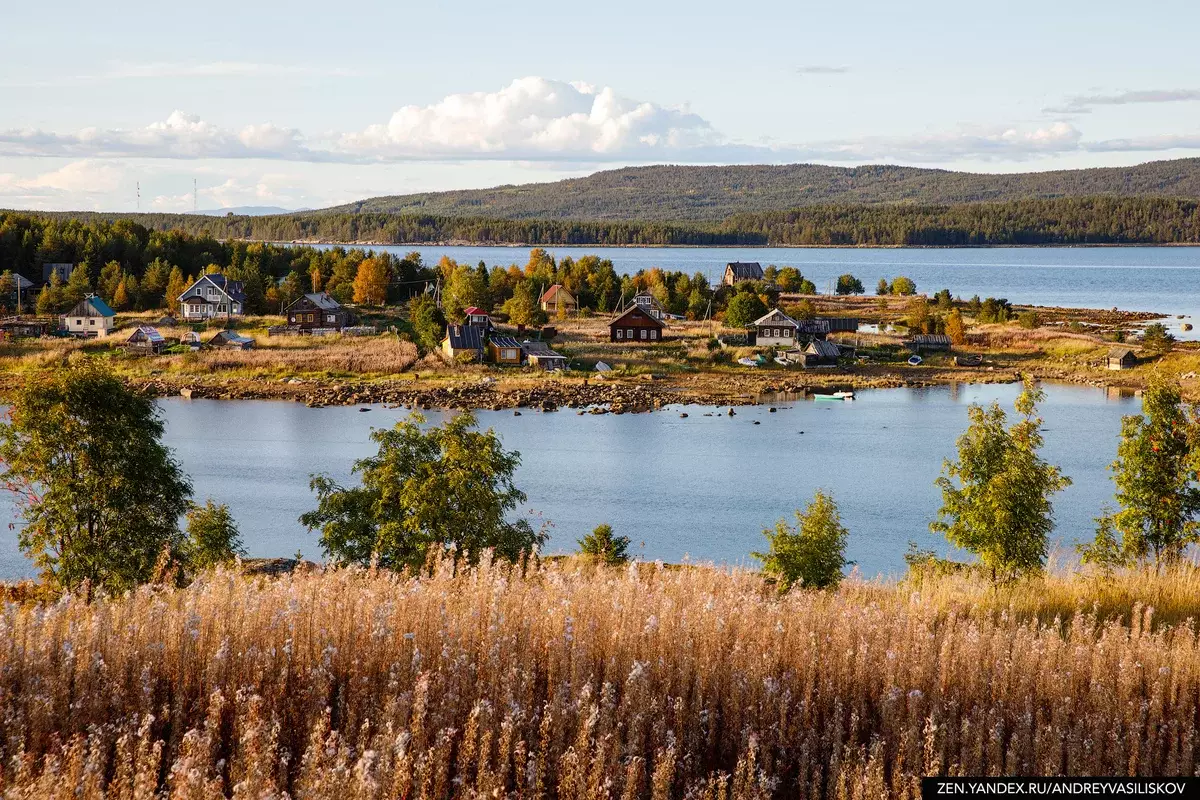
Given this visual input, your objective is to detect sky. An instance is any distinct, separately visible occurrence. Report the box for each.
[2,0,1198,212]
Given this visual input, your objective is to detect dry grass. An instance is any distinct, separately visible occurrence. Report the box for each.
[167,334,420,378]
[3,558,1200,798]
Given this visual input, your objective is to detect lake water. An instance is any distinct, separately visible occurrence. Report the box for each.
[336,244,1200,335]
[0,383,1144,581]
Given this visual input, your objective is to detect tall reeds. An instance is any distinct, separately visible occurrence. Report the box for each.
[1,558,1199,798]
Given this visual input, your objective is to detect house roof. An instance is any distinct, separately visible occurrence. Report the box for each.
[181,273,245,303]
[1109,347,1136,359]
[909,334,952,345]
[443,324,484,351]
[65,295,115,318]
[155,315,177,327]
[725,262,764,280]
[291,292,341,311]
[128,325,165,344]
[9,274,34,290]
[796,319,832,335]
[751,309,799,328]
[521,340,560,355]
[463,306,487,316]
[806,339,842,359]
[540,284,575,303]
[609,306,665,328]
[490,335,522,349]
[208,330,254,346]
[41,263,74,282]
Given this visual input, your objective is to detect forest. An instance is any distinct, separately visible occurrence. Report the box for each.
[20,195,1200,248]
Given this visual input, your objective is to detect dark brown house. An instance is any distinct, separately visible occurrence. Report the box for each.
[609,306,666,343]
[287,292,352,330]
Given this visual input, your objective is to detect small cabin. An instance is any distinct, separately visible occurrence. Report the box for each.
[463,306,491,328]
[609,306,665,343]
[207,330,255,350]
[907,334,952,353]
[62,295,115,338]
[522,340,568,371]
[488,334,523,366]
[751,309,800,347]
[124,325,167,355]
[803,339,842,367]
[540,285,578,316]
[723,262,764,286]
[1108,347,1137,371]
[287,292,351,330]
[442,324,484,361]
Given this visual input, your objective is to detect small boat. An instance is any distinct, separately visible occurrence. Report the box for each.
[955,354,983,367]
[774,356,791,366]
[832,390,855,400]
[737,357,760,367]
[907,355,923,366]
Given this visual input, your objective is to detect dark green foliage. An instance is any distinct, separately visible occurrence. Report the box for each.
[301,413,546,571]
[1141,323,1176,353]
[184,500,245,570]
[754,490,851,591]
[407,296,446,353]
[0,361,193,593]
[578,524,632,566]
[724,292,768,327]
[835,274,864,295]
[1018,310,1041,329]
[977,298,1013,324]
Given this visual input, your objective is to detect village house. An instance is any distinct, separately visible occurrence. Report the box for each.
[3,273,35,309]
[464,306,491,328]
[207,330,255,350]
[751,309,801,347]
[539,284,578,316]
[0,318,53,340]
[41,263,75,285]
[804,339,842,367]
[124,325,167,355]
[722,262,764,286]
[178,273,245,321]
[521,340,568,370]
[1108,347,1138,370]
[62,295,115,338]
[441,324,484,361]
[287,292,351,330]
[631,290,668,321]
[487,334,523,366]
[906,334,952,353]
[609,306,665,343]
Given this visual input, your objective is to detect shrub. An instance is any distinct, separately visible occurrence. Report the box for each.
[754,490,850,591]
[184,500,245,570]
[577,524,632,565]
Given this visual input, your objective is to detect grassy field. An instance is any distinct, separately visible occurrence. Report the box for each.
[2,558,1200,798]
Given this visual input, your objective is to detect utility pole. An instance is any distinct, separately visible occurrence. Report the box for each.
[136,182,140,211]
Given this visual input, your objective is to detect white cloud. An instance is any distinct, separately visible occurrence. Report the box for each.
[0,78,1198,169]
[0,160,123,200]
[1046,88,1200,114]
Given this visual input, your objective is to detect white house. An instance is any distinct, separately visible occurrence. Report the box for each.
[62,295,115,338]
[178,273,246,320]
[751,309,801,347]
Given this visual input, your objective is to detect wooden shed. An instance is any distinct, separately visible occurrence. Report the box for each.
[124,325,167,355]
[522,340,568,371]
[488,334,523,366]
[1108,347,1137,370]
[907,334,952,353]
[207,330,255,350]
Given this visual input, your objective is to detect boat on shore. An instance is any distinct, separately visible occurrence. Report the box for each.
[907,355,923,366]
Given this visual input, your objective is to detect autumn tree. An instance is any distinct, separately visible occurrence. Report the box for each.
[891,276,917,296]
[835,274,864,295]
[932,379,1071,582]
[501,281,546,327]
[0,361,192,593]
[443,265,490,321]
[302,413,546,571]
[165,267,188,315]
[945,309,967,345]
[353,257,390,305]
[724,292,768,327]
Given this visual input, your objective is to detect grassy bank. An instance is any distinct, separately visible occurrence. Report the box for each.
[2,558,1200,798]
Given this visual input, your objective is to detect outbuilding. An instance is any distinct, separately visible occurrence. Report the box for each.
[1108,347,1138,370]
[522,340,568,370]
[124,325,168,355]
[441,324,484,361]
[207,330,255,350]
[488,334,524,366]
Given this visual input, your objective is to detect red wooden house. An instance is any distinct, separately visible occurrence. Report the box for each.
[608,306,665,343]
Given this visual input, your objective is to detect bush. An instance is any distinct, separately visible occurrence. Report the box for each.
[835,274,864,295]
[577,524,632,565]
[890,276,917,296]
[1017,310,1040,329]
[184,500,245,570]
[754,490,850,591]
[1141,322,1175,353]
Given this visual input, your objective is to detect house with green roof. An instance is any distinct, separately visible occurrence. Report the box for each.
[63,294,116,338]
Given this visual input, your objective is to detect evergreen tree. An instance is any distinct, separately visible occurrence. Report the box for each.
[578,524,631,566]
[754,490,850,591]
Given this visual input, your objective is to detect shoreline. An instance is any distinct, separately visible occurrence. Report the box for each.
[276,239,1200,250]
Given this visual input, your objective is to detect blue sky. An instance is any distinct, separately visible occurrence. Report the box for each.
[2,0,1198,211]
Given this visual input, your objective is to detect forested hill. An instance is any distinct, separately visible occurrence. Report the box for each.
[16,196,1200,247]
[321,159,1200,222]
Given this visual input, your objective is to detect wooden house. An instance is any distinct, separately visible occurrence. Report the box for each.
[751,309,800,347]
[540,284,578,316]
[488,334,523,366]
[609,306,665,343]
[41,263,75,284]
[287,292,351,330]
[463,306,491,328]
[1108,347,1137,370]
[62,295,115,338]
[803,339,842,367]
[906,334,952,353]
[0,317,54,339]
[631,290,667,321]
[124,325,167,355]
[207,330,255,350]
[441,324,484,361]
[723,262,763,286]
[521,340,568,370]
[178,273,245,321]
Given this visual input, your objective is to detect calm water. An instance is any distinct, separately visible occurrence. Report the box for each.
[342,244,1200,334]
[0,383,1143,581]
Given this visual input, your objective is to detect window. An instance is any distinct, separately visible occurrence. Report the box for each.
[627,328,634,338]
[616,329,623,339]
[327,314,336,323]
[75,319,82,325]
[640,329,647,340]
[89,319,95,326]
[649,329,657,340]
[784,328,792,337]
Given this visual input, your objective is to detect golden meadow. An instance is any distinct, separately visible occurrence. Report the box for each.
[2,556,1200,798]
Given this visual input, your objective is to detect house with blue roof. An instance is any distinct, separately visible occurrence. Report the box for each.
[63,294,116,338]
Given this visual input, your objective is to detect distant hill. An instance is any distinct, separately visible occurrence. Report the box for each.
[199,206,299,216]
[321,159,1200,222]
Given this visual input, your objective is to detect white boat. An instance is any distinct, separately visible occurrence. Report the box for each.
[832,390,855,400]
[737,357,760,367]
[773,356,791,366]
[907,355,923,366]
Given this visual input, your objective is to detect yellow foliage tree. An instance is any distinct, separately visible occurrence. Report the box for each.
[353,258,389,306]
[946,309,967,345]
[113,277,130,311]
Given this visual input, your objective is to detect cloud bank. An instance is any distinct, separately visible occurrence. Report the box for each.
[2,77,1199,167]
[1046,88,1200,114]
